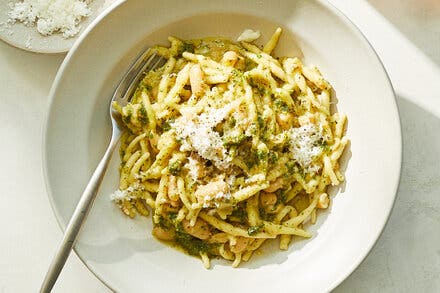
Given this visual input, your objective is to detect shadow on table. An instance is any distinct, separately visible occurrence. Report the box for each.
[367,0,440,66]
[335,96,440,292]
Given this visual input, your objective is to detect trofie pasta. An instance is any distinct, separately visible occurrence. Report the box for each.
[111,28,348,268]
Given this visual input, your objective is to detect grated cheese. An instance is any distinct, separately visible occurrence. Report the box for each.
[214,191,230,200]
[8,0,92,38]
[172,102,238,170]
[110,189,130,201]
[245,173,266,184]
[110,183,143,201]
[184,156,202,181]
[289,124,323,173]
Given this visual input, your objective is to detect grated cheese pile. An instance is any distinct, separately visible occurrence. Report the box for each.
[8,0,93,38]
[172,101,239,170]
[110,183,143,201]
[289,124,323,173]
[184,156,202,181]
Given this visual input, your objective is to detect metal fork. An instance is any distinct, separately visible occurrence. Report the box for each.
[40,50,166,293]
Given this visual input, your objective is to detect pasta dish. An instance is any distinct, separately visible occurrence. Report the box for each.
[111,28,348,268]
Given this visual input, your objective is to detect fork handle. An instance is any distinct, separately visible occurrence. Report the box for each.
[40,132,120,293]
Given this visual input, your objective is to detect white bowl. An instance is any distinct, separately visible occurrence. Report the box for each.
[44,0,401,292]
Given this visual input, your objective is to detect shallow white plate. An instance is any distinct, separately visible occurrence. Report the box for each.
[44,0,402,292]
[0,0,116,53]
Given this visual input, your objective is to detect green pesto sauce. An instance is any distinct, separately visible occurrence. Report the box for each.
[230,205,248,224]
[268,151,278,164]
[168,159,182,176]
[248,223,264,236]
[244,148,268,169]
[138,107,148,126]
[155,216,216,257]
[274,189,287,206]
[223,133,246,146]
[259,207,275,222]
[274,98,289,112]
[286,160,305,178]
[174,231,214,256]
[161,118,175,132]
[180,42,195,55]
[256,149,268,161]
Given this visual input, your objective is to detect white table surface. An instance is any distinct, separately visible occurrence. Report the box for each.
[1,0,439,292]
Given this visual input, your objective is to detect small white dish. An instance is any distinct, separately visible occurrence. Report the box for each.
[44,0,402,292]
[0,0,115,53]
